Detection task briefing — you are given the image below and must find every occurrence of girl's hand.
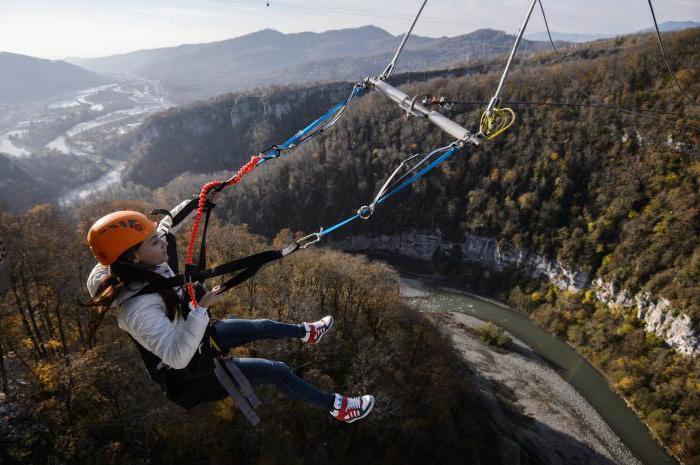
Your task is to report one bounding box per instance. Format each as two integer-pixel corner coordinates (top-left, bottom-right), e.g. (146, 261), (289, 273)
(198, 285), (225, 308)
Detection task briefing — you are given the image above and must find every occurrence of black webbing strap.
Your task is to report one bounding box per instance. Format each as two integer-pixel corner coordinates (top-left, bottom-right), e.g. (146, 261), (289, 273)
(142, 245), (297, 294)
(199, 206), (212, 271)
(213, 357), (261, 426)
(164, 234), (180, 274)
(219, 262), (263, 292)
(193, 250), (283, 281)
(172, 195), (200, 229)
(152, 195), (217, 278)
(151, 195), (200, 233)
(151, 196), (299, 295)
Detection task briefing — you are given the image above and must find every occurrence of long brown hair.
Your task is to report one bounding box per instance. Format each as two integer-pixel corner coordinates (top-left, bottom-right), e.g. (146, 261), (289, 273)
(84, 246), (182, 325)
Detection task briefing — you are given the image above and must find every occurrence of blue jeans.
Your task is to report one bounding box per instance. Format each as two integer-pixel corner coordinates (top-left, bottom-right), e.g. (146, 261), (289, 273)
(211, 319), (336, 410)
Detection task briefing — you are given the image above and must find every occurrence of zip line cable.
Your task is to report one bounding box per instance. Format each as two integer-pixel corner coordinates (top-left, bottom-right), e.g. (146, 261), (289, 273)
(536, 0), (596, 102)
(486, 0), (538, 114)
(438, 99), (700, 132)
(536, 0), (699, 131)
(447, 99), (694, 120)
(646, 0), (696, 106)
(380, 0), (429, 80)
(477, 0), (538, 140)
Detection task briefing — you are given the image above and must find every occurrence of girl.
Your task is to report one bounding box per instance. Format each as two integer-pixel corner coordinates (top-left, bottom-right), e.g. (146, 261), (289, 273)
(85, 195), (374, 423)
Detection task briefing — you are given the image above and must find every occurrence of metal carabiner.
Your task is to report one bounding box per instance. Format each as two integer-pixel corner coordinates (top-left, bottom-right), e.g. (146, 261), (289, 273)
(357, 205), (374, 220)
(296, 231), (322, 249)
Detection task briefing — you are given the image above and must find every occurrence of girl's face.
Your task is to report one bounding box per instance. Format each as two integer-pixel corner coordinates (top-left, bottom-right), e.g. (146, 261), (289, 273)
(134, 232), (168, 266)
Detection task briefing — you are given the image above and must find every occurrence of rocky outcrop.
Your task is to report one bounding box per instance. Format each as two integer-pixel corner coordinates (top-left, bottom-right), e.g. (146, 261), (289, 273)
(329, 230), (699, 356)
(330, 231), (590, 291)
(593, 279), (699, 356)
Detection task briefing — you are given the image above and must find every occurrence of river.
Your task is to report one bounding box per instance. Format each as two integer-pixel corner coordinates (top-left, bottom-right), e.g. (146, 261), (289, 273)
(57, 160), (126, 207)
(401, 273), (679, 465)
(1, 77), (170, 208)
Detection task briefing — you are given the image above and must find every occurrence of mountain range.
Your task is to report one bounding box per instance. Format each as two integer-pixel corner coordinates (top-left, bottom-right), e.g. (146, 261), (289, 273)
(526, 20), (700, 43)
(3, 21), (697, 106)
(0, 52), (106, 104)
(69, 26), (559, 102)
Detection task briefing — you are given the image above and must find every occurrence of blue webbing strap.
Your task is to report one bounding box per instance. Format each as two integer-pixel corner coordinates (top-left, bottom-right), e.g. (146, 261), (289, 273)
(319, 144), (462, 237)
(257, 85), (364, 166)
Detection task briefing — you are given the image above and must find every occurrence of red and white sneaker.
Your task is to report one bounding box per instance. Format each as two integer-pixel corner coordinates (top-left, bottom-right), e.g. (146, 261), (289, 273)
(330, 394), (375, 423)
(301, 315), (334, 345)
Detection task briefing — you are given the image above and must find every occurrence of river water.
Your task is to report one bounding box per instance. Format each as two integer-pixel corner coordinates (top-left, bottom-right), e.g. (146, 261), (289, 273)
(1, 78), (170, 208)
(405, 277), (679, 465)
(57, 160), (126, 207)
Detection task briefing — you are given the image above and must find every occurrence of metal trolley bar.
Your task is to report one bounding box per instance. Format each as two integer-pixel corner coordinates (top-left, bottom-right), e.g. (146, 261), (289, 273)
(367, 77), (480, 144)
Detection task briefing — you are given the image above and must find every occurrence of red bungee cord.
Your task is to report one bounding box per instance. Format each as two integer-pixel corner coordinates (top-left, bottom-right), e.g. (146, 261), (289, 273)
(184, 155), (262, 307)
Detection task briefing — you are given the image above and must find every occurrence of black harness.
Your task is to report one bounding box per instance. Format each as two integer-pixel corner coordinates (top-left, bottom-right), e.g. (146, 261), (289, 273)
(124, 197), (274, 423)
(126, 281), (225, 411)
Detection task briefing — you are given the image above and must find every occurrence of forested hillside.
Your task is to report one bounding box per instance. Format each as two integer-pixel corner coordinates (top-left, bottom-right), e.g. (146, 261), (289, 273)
(110, 30), (700, 461)
(0, 153), (110, 212)
(22, 28), (698, 463)
(0, 202), (510, 465)
(116, 29), (699, 325)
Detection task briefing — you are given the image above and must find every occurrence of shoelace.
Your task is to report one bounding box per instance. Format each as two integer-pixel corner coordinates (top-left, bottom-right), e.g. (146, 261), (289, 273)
(346, 397), (361, 411)
(311, 321), (328, 339)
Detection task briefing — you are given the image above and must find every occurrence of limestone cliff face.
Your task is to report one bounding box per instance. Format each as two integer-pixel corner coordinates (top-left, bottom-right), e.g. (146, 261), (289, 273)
(330, 231), (589, 290)
(593, 279), (699, 356)
(329, 231), (699, 356)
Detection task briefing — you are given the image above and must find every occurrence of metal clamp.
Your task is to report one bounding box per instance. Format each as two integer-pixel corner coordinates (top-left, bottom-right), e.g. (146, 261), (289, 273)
(296, 231), (322, 249)
(461, 132), (484, 147)
(404, 93), (427, 118)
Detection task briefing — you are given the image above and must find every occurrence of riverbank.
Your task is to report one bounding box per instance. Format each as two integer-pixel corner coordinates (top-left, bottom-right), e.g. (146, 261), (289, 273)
(440, 282), (686, 465)
(400, 276), (642, 464)
(395, 271), (682, 465)
(428, 310), (641, 464)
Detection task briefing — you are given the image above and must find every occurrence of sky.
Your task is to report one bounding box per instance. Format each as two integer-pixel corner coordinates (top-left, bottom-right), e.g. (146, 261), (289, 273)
(1, 0), (699, 60)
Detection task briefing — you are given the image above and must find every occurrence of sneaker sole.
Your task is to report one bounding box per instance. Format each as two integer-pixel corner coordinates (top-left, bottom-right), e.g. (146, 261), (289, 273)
(313, 316), (335, 344)
(345, 396), (374, 424)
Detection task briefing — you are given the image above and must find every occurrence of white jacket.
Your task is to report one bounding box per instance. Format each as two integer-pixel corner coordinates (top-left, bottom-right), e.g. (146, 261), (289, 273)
(86, 199), (210, 370)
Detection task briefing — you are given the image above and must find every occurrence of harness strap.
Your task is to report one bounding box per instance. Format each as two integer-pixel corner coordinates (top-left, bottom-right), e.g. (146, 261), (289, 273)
(138, 246), (296, 296)
(213, 357), (261, 426)
(198, 205), (213, 271)
(126, 281), (260, 421)
(164, 234), (180, 274)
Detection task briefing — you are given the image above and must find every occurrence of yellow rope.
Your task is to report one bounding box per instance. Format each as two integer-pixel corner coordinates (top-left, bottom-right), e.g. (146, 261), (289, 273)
(479, 107), (516, 140)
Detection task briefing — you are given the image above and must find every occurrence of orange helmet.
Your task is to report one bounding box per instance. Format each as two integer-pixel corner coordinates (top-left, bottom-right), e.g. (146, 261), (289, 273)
(87, 211), (157, 265)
